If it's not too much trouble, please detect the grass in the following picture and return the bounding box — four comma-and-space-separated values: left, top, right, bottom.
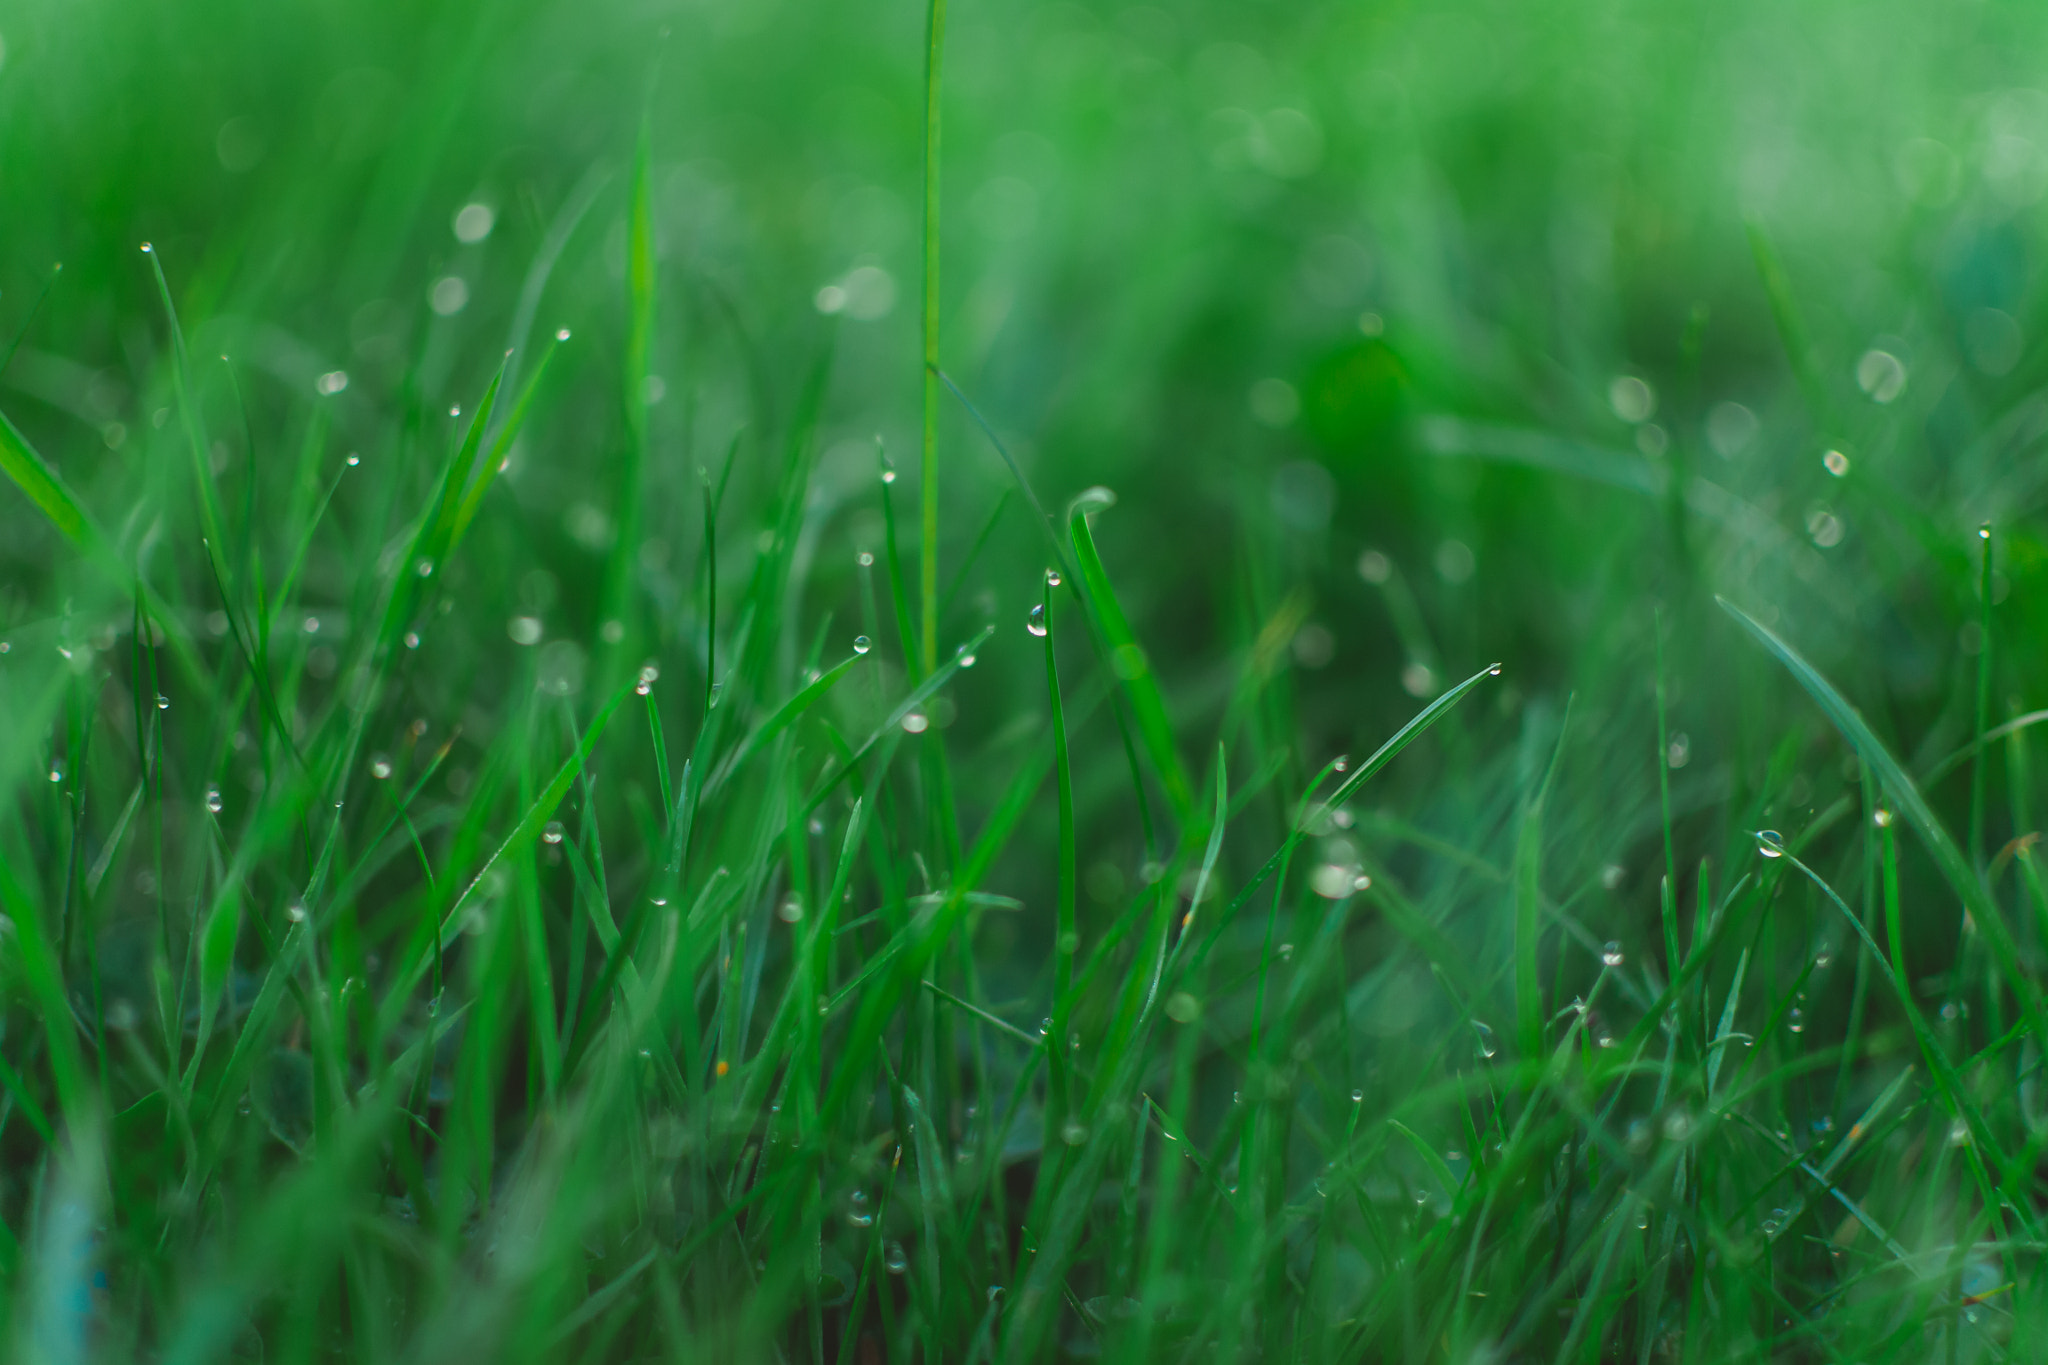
5, 0, 2048, 1360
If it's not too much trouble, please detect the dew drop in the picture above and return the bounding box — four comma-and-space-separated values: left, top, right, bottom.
1350, 1089, 1365, 1103
1755, 829, 1786, 858
1822, 449, 1850, 477
541, 820, 565, 845
1787, 1007, 1806, 1034
404, 631, 421, 650
1487, 663, 1503, 676
1472, 1020, 1498, 1059
156, 693, 170, 710
778, 896, 804, 923
901, 713, 929, 734
556, 328, 572, 342
370, 754, 393, 780
1026, 604, 1048, 637
1164, 991, 1200, 1023
857, 551, 875, 567
206, 787, 224, 814
1061, 1119, 1088, 1146
346, 454, 361, 467
1309, 863, 1356, 899
1045, 568, 1062, 587
1601, 940, 1625, 967
884, 1242, 908, 1275
846, 1189, 873, 1228
48, 762, 64, 784
287, 901, 308, 923
414, 558, 434, 578
1873, 808, 1893, 828
853, 634, 872, 655
880, 466, 897, 485
1352, 873, 1372, 891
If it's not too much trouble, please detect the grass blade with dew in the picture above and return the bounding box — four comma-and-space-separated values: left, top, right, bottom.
1044, 568, 1078, 1127
1719, 597, 2048, 1051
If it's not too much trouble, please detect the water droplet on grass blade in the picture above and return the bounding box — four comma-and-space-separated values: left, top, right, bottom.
1165, 992, 1200, 1023
1045, 567, 1062, 586
1755, 830, 1786, 858
156, 694, 170, 710
1822, 449, 1850, 476
206, 787, 224, 814
1602, 940, 1624, 967
1873, 808, 1893, 827
901, 712, 929, 734
853, 635, 872, 654
885, 1243, 908, 1275
370, 754, 393, 780
541, 821, 565, 845
1026, 604, 1047, 636
778, 896, 804, 923
1472, 1021, 1498, 1059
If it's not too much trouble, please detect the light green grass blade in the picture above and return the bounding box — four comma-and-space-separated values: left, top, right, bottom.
0, 407, 109, 558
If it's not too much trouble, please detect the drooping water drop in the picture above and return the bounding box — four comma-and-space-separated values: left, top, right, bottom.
156, 693, 170, 710
1026, 604, 1048, 637
1472, 1020, 1498, 1059
1755, 829, 1786, 858
370, 754, 393, 780
901, 713, 930, 734
541, 820, 565, 845
853, 635, 872, 655
206, 787, 224, 814
1045, 567, 1062, 587
287, 901, 308, 923
1350, 1089, 1365, 1103
1487, 663, 1503, 676
1787, 1007, 1806, 1034
778, 896, 804, 923
47, 762, 63, 784
884, 1242, 909, 1275
846, 1190, 873, 1228
880, 465, 897, 485
404, 631, 421, 650
1872, 808, 1893, 828
1601, 940, 1625, 967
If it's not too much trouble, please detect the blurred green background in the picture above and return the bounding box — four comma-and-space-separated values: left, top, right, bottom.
6, 0, 2048, 1352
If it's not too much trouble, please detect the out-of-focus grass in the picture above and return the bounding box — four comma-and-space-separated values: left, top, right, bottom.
4, 0, 2048, 1359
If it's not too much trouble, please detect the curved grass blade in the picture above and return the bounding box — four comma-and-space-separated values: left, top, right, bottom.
1718, 597, 2047, 1047
1069, 507, 1194, 823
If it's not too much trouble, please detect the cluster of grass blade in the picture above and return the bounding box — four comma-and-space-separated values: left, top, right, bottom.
8, 19, 2048, 1365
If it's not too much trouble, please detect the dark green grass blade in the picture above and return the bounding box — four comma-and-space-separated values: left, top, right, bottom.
1068, 507, 1194, 824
